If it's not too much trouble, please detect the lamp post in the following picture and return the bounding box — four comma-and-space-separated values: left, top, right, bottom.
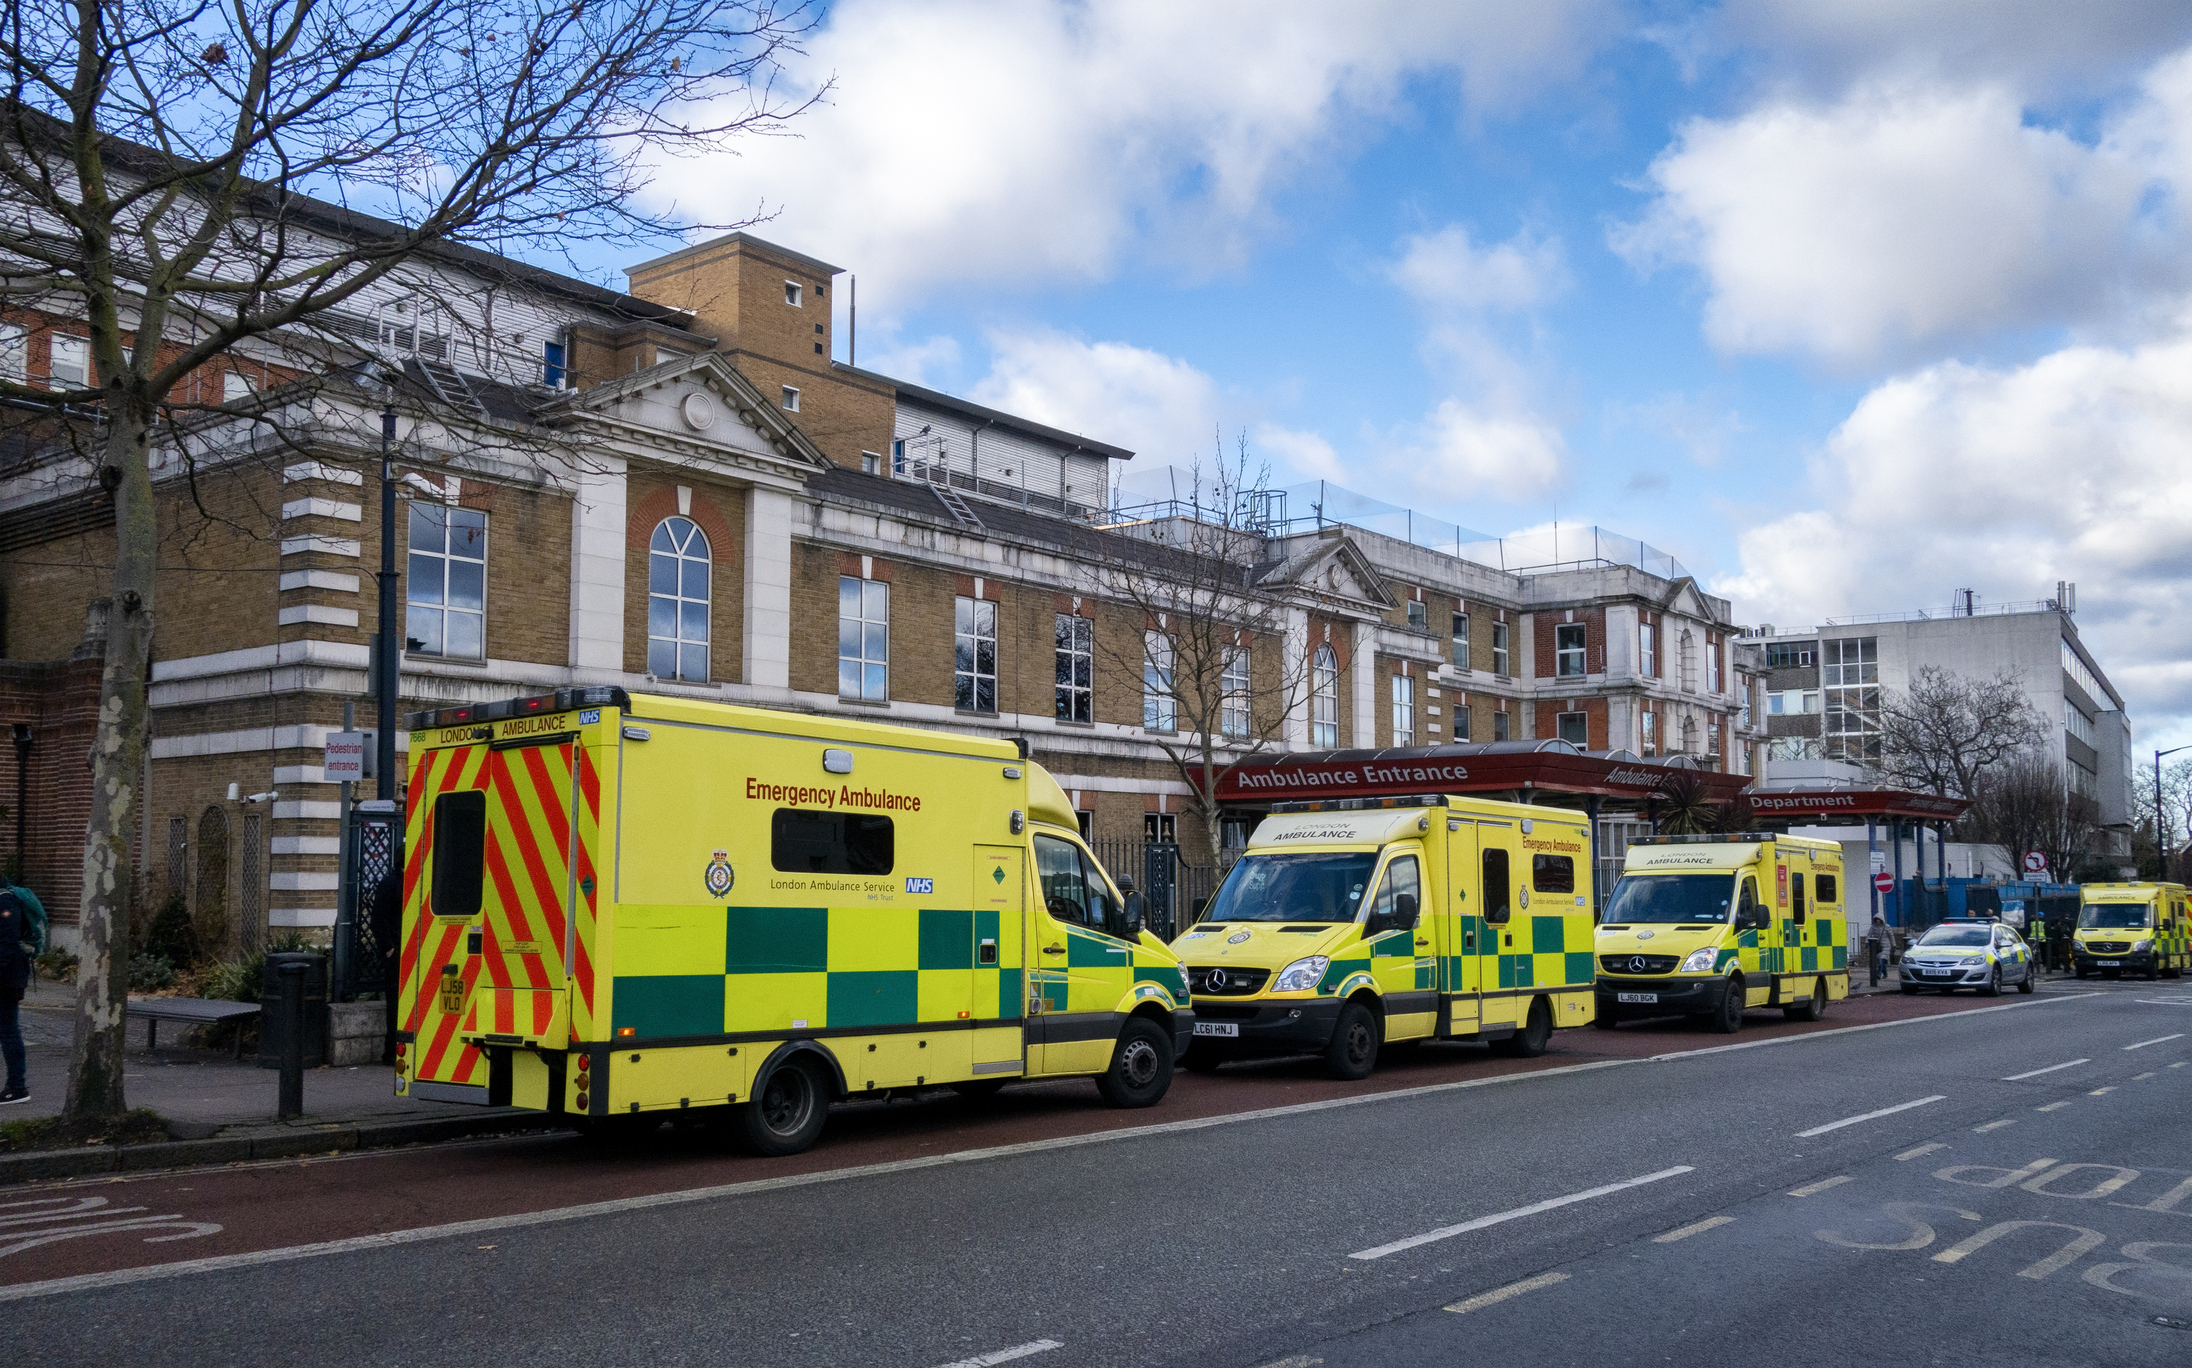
2157, 745, 2192, 880
10, 722, 30, 880
376, 396, 398, 802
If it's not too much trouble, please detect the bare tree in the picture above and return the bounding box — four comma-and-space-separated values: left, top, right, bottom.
2130, 754, 2192, 879
1967, 754, 2105, 884
1088, 442, 1309, 868
2, 0, 822, 1124
1876, 666, 2048, 800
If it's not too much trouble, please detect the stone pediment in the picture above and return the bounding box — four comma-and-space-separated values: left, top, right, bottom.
545, 350, 831, 474
1259, 535, 1395, 611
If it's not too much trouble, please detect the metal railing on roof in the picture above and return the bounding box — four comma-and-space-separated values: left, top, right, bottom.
1823, 599, 2064, 627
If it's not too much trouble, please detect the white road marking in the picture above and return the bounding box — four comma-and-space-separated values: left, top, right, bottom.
1973, 1120, 2016, 1133
1443, 1271, 1569, 1314
931, 1340, 1063, 1368
2124, 1034, 2184, 1050
1350, 1167, 1696, 1261
1795, 1096, 1947, 1137
1897, 1143, 1947, 1161
1788, 1176, 1855, 1198
2174, 1062, 2188, 1069
2089, 1087, 2116, 1095
2134, 1071, 2157, 1080
2037, 1102, 2073, 1112
1654, 1216, 1734, 1243
1649, 992, 2094, 1064
2003, 1059, 2088, 1081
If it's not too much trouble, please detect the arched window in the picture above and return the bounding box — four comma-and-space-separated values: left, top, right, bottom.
648, 516, 710, 681
1311, 644, 1339, 747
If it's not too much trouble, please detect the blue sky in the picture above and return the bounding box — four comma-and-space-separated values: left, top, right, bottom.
638, 1, 2192, 751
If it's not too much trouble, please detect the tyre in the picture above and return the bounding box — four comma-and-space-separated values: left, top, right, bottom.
1093, 1017, 1173, 1108
1711, 977, 1746, 1033
2074, 964, 2089, 980
1181, 1041, 1229, 1074
1592, 1010, 1619, 1030
1784, 976, 1828, 1022
2018, 964, 2036, 993
1494, 997, 1553, 1057
949, 1079, 1008, 1100
1324, 1001, 1380, 1080
733, 1057, 830, 1156
1982, 967, 2003, 997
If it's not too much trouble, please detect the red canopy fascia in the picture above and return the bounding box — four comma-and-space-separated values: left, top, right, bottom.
1741, 789, 1970, 822
1209, 748, 1751, 806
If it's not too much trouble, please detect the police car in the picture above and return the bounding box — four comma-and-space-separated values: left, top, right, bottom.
1898, 919, 2037, 996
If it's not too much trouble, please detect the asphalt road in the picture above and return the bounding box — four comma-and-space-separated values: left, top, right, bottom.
9, 978, 2190, 1368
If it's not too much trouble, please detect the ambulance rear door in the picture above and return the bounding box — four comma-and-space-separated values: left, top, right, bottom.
403, 740, 493, 1100
470, 732, 579, 1049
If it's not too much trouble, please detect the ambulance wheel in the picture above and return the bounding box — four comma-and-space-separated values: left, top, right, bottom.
1095, 1017, 1173, 1108
1182, 1041, 1229, 1073
1324, 1001, 1380, 1080
1783, 977, 1827, 1022
735, 1058, 829, 1156
1710, 978, 1745, 1033
1494, 998, 1553, 1057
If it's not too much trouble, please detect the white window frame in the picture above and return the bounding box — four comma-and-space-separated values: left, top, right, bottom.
1221, 645, 1250, 739
1556, 710, 1588, 746
1311, 644, 1339, 747
49, 333, 90, 387
405, 503, 488, 660
1055, 613, 1093, 723
1639, 621, 1656, 677
1641, 710, 1657, 755
955, 595, 999, 713
1555, 623, 1587, 677
1708, 637, 1723, 693
1143, 630, 1177, 732
785, 280, 803, 307
781, 385, 800, 412
647, 516, 711, 682
1392, 671, 1415, 746
839, 576, 889, 701
0, 324, 25, 380
1491, 622, 1510, 677
860, 451, 881, 475
1492, 708, 1510, 742
1454, 702, 1470, 741
1451, 612, 1470, 669
1406, 600, 1427, 629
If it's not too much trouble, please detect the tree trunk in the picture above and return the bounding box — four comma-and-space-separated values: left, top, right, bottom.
64, 408, 157, 1122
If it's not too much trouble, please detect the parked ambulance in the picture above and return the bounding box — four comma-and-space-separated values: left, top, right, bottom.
2073, 882, 2188, 980
393, 688, 1192, 1155
1595, 833, 1849, 1032
1170, 795, 1598, 1077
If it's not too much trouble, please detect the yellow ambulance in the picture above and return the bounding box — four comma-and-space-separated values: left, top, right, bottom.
2073, 882, 2189, 980
1170, 795, 1597, 1078
1594, 833, 1849, 1032
393, 687, 1192, 1155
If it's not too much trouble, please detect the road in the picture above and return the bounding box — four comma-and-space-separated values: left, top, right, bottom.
7, 978, 2189, 1368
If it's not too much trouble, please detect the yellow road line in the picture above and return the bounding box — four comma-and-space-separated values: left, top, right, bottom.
1444, 1271, 1569, 1315
1654, 1216, 1735, 1244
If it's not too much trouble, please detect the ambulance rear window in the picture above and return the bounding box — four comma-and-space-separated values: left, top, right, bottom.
431, 791, 486, 917
771, 808, 894, 875
1816, 874, 1838, 904
1532, 854, 1574, 894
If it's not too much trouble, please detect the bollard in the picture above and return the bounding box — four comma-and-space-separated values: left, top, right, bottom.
278, 962, 306, 1119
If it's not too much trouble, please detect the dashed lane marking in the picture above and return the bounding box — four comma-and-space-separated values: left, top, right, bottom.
1788, 1176, 1856, 1198
1796, 1096, 1947, 1137
1973, 1120, 2016, 1133
1649, 992, 2094, 1065
2038, 1102, 2073, 1112
1897, 1144, 1947, 1161
2090, 1087, 2116, 1095
1444, 1271, 1569, 1315
2135, 1072, 2157, 1080
1351, 1167, 1696, 1261
931, 1340, 1063, 1368
1654, 1216, 1735, 1243
2125, 1034, 2184, 1050
2003, 1059, 2088, 1081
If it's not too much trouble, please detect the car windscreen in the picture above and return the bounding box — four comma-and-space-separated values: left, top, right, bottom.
1202, 851, 1378, 923
1917, 925, 1989, 947
1602, 874, 1732, 924
2079, 903, 2153, 929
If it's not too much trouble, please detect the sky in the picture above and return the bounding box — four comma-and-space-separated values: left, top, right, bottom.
631, 1, 2192, 754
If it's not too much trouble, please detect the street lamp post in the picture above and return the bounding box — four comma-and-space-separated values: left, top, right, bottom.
376, 397, 398, 802
2157, 745, 2192, 880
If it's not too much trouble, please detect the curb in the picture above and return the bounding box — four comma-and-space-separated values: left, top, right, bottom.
0, 1110, 569, 1186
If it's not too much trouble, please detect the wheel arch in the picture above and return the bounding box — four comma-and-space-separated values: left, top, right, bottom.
753, 1039, 848, 1101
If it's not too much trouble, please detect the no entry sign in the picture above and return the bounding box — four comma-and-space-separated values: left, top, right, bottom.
1872, 872, 1894, 894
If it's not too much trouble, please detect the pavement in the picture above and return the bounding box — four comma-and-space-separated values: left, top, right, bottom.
3, 977, 553, 1177
9, 972, 2185, 1368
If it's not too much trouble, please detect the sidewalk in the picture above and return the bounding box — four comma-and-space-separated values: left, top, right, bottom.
4, 977, 561, 1184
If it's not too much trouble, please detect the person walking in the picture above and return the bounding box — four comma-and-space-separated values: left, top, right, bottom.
370, 869, 403, 1065
1867, 913, 1892, 986
0, 877, 43, 1105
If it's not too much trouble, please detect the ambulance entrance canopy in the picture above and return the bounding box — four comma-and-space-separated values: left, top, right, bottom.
1210, 742, 1755, 912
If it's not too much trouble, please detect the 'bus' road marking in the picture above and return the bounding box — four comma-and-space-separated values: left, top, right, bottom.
1350, 1167, 1695, 1260
1654, 1216, 1734, 1243
1897, 1143, 1947, 1161
931, 1341, 1063, 1368
1444, 1271, 1569, 1314
1796, 1096, 1947, 1138
2004, 1059, 2088, 1081
1788, 1176, 1855, 1198
2125, 1034, 2184, 1050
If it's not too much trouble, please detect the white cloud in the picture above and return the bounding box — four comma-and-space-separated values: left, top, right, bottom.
1615, 72, 2183, 367
859, 334, 961, 389
1725, 317, 2192, 736
966, 329, 1222, 467
664, 0, 1617, 314
1417, 400, 1567, 500
1390, 225, 1567, 313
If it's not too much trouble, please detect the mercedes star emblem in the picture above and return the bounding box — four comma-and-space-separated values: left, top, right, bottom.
1207, 968, 1228, 990
1630, 956, 1647, 972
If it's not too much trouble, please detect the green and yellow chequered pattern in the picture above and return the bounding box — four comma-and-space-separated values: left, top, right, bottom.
1317, 913, 1594, 994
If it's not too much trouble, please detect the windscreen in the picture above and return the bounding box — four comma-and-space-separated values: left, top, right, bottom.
1203, 851, 1378, 923
1602, 873, 1733, 924
2079, 902, 2153, 929
1917, 925, 1989, 947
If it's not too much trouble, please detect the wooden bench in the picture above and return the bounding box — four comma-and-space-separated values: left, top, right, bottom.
126, 997, 262, 1059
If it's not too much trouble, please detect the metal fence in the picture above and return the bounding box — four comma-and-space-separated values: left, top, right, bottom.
1089, 838, 1237, 941
333, 803, 402, 1001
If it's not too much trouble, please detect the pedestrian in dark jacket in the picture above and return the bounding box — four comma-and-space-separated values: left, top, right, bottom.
0, 882, 35, 1104
370, 870, 403, 1064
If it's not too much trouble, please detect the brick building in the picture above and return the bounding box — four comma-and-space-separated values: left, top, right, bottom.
1, 226, 1761, 951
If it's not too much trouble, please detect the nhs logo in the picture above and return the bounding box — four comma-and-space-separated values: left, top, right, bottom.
905, 877, 935, 894
579, 709, 601, 725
